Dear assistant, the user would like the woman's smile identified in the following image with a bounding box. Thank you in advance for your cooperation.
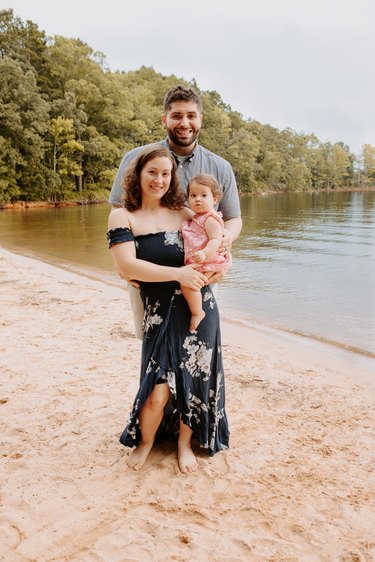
[140,156,172,199]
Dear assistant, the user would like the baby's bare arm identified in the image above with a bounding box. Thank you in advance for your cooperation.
[192,217,223,262]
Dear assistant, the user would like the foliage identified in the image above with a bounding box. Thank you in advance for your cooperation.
[0,9,372,204]
[360,144,375,185]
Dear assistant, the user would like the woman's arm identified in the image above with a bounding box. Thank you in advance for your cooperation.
[108,209,207,289]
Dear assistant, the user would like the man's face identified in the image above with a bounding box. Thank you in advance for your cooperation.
[162,100,203,149]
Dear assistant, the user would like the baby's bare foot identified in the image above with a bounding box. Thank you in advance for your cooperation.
[178,443,198,474]
[126,442,153,470]
[190,310,205,332]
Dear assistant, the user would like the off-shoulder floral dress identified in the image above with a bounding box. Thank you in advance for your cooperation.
[107,227,229,456]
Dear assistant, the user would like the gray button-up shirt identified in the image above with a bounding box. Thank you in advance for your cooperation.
[108,140,241,220]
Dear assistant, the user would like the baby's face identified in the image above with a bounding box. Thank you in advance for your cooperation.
[188,182,217,214]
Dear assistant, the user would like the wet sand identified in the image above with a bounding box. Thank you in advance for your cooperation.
[1,246,374,561]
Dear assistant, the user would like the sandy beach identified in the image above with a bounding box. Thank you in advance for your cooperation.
[1,246,374,562]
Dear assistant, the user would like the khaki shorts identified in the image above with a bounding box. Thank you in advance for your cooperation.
[128,283,219,340]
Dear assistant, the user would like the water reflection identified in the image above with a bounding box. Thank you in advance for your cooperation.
[1,191,374,354]
[1,205,114,271]
[221,191,375,355]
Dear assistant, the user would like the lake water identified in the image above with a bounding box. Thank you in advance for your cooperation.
[1,191,374,356]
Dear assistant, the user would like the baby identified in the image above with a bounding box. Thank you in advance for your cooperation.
[181,174,232,331]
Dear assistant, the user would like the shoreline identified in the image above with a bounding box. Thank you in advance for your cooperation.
[3,242,375,366]
[221,315,375,386]
[3,241,375,371]
[1,246,375,560]
[0,186,374,211]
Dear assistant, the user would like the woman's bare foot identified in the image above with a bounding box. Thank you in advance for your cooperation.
[126,442,153,470]
[190,310,205,331]
[178,442,198,474]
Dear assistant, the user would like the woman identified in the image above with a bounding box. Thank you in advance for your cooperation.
[107,146,229,474]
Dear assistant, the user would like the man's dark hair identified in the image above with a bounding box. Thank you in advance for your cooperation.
[163,85,202,113]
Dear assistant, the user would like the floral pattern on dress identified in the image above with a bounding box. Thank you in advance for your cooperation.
[143,299,163,334]
[180,333,213,382]
[208,370,228,452]
[106,228,229,457]
[164,230,183,251]
[187,392,208,424]
[166,370,177,398]
[203,289,217,310]
[126,398,141,441]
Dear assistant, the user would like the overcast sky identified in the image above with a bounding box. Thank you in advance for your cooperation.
[5,0,375,154]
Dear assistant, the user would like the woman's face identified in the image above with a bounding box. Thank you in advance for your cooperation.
[140,156,173,201]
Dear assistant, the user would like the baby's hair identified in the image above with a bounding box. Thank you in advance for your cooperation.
[187,174,222,201]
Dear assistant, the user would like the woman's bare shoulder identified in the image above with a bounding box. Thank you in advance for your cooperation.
[108,207,132,229]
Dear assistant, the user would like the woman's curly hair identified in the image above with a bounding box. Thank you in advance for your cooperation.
[122,145,185,211]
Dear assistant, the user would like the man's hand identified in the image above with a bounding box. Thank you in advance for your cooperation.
[218,228,232,256]
[204,267,229,285]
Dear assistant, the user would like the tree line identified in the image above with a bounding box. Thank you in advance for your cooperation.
[1,9,374,205]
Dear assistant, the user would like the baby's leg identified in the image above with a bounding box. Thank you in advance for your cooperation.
[181,286,205,331]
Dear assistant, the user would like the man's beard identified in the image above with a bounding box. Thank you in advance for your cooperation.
[166,128,199,147]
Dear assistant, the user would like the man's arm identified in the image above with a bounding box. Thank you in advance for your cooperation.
[108,156,128,206]
[206,163,242,283]
[216,161,242,250]
[218,162,241,214]
[223,217,242,249]
[220,165,242,250]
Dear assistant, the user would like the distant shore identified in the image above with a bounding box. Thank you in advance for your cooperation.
[1,246,375,560]
[1,186,374,211]
[0,198,107,210]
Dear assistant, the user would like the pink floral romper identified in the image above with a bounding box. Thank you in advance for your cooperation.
[182,211,232,272]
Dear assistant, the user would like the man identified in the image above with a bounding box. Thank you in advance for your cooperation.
[109,85,242,337]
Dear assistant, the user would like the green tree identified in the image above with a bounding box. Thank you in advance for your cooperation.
[0,11,359,202]
[361,144,375,185]
[44,36,103,98]
[49,117,84,198]
[278,129,312,191]
[82,127,121,190]
[199,90,232,156]
[254,124,284,190]
[331,143,351,188]
[0,9,49,88]
[0,136,20,203]
[224,114,260,192]
[0,56,50,201]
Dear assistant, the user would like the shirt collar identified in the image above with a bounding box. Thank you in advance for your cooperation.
[163,138,198,163]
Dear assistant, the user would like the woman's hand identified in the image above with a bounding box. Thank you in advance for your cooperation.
[176,265,208,290]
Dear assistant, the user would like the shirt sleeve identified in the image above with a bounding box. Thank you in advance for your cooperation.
[218,163,241,221]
